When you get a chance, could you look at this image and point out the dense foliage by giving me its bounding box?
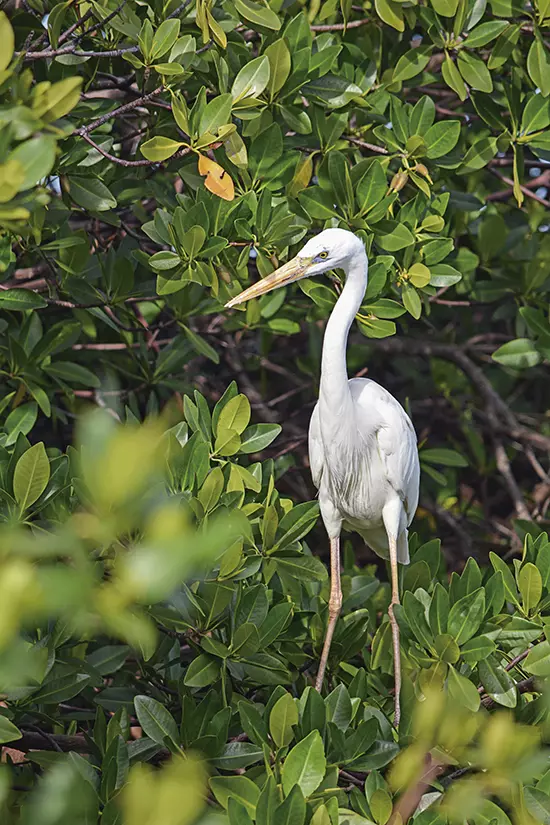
[1,0,550,823]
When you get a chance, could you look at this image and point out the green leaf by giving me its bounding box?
[425,120,461,158]
[457,51,493,92]
[524,787,550,824]
[478,658,517,707]
[299,187,340,219]
[401,283,421,319]
[151,19,180,60]
[8,137,57,191]
[32,673,91,704]
[522,94,550,136]
[181,325,220,364]
[217,394,251,435]
[518,562,542,614]
[461,635,496,664]
[0,289,47,310]
[403,592,433,649]
[376,223,415,252]
[265,39,291,98]
[357,161,387,211]
[184,654,220,687]
[33,76,82,121]
[198,467,224,512]
[527,38,550,97]
[210,776,260,816]
[281,730,326,798]
[303,75,363,108]
[0,715,22,745]
[447,665,480,711]
[239,702,269,747]
[5,402,38,445]
[275,501,320,549]
[430,0,459,15]
[269,693,299,748]
[68,177,117,211]
[447,588,485,645]
[149,251,181,271]
[492,338,541,369]
[212,743,263,770]
[234,0,281,30]
[47,2,69,49]
[13,442,50,511]
[134,695,179,749]
[434,633,460,663]
[420,448,468,467]
[249,123,283,178]
[140,137,183,162]
[87,645,130,676]
[442,54,467,101]
[199,94,233,136]
[231,56,270,102]
[466,20,510,47]
[45,362,100,387]
[523,640,550,676]
[374,0,404,31]
[239,423,281,453]
[370,789,393,825]
[458,137,498,174]
[428,264,462,287]
[393,47,432,83]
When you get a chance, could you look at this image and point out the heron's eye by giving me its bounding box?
[318,251,329,260]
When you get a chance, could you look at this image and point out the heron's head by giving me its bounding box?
[224,228,365,309]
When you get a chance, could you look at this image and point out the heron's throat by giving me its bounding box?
[319,249,368,410]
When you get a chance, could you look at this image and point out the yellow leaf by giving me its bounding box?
[0,12,14,73]
[207,9,227,48]
[197,153,235,200]
[408,263,431,288]
[288,154,313,198]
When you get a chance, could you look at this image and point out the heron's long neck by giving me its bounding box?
[319,249,368,411]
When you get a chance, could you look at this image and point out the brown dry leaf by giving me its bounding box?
[197,154,234,201]
[2,747,27,764]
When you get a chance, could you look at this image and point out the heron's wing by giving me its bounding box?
[352,379,420,525]
[308,403,324,490]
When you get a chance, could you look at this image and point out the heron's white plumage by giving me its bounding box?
[309,377,419,563]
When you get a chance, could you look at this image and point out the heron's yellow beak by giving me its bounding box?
[224,256,313,309]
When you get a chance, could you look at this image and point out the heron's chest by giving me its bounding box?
[319,425,388,524]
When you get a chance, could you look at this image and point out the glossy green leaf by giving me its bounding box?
[281,730,326,797]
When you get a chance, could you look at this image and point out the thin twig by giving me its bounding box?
[311,17,370,31]
[494,438,531,520]
[74,86,164,136]
[80,132,190,167]
[346,136,389,155]
[388,754,445,825]
[487,169,550,207]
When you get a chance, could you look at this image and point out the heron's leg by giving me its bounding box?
[383,499,403,727]
[315,536,342,692]
[387,533,402,727]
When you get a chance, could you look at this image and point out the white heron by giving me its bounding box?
[225,228,420,724]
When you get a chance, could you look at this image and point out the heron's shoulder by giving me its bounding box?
[348,377,401,408]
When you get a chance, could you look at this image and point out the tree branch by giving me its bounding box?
[80,132,190,167]
[388,754,445,825]
[346,136,389,155]
[311,17,370,31]
[74,86,164,136]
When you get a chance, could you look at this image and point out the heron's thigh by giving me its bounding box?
[382,496,404,542]
[319,496,342,539]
